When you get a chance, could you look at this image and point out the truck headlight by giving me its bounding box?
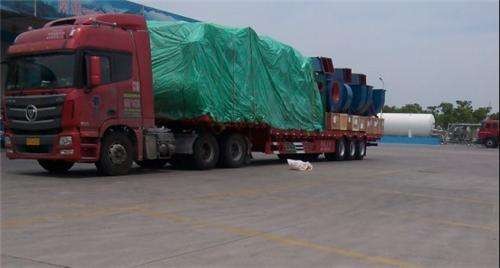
[4,136,11,146]
[59,136,73,146]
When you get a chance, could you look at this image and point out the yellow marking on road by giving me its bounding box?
[137,208,419,268]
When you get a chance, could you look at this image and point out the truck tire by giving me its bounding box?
[136,159,168,169]
[484,138,498,148]
[325,138,346,161]
[191,133,219,170]
[96,132,133,176]
[220,134,247,168]
[38,160,74,174]
[346,139,357,160]
[355,140,366,160]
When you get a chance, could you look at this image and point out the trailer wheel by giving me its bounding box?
[38,160,74,174]
[191,133,219,170]
[136,159,168,169]
[220,134,247,168]
[325,138,346,161]
[355,140,366,160]
[96,132,133,176]
[484,138,498,148]
[346,139,357,160]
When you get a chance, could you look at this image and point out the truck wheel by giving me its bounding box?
[38,160,74,174]
[484,138,498,148]
[355,140,366,160]
[325,138,346,161]
[136,159,168,169]
[220,134,247,168]
[96,132,133,176]
[191,133,219,170]
[346,139,357,160]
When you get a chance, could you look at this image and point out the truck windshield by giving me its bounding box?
[5,53,76,91]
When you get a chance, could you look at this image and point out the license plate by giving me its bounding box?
[26,137,40,146]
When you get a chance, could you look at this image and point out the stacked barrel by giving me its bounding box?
[310,56,385,134]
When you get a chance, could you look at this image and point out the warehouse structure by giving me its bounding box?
[0,0,196,59]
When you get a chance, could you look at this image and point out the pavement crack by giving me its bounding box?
[131,224,298,267]
[2,254,71,268]
[131,236,253,267]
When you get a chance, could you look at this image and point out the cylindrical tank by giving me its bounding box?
[379,113,435,137]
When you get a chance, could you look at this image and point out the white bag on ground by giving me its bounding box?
[287,159,313,171]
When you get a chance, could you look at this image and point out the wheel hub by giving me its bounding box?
[349,142,356,156]
[339,142,345,156]
[230,142,243,160]
[201,142,214,162]
[108,144,127,165]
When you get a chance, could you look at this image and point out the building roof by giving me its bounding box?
[0,0,197,22]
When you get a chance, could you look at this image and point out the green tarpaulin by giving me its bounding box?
[148,21,324,131]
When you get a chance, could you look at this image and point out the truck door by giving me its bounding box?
[81,52,118,131]
[81,51,135,132]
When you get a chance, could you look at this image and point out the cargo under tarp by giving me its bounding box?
[148,21,324,131]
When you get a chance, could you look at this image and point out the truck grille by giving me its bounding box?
[4,94,65,135]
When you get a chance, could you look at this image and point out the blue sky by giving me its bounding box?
[133,1,499,111]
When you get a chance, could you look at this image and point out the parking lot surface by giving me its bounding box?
[1,145,499,267]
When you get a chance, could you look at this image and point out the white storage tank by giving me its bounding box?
[379,113,435,137]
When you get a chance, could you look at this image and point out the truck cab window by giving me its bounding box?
[111,53,132,82]
[5,53,76,91]
[100,56,111,84]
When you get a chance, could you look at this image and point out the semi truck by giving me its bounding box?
[477,119,499,148]
[2,14,384,176]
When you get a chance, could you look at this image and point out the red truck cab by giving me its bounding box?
[477,119,499,148]
[2,14,174,175]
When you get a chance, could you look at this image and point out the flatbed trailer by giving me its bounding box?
[3,13,383,175]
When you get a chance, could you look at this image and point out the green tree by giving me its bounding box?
[436,102,455,128]
[399,103,424,113]
[472,107,492,123]
[454,100,474,123]
[382,105,398,113]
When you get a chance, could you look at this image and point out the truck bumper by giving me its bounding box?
[5,131,83,162]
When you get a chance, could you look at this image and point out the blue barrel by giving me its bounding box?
[368,89,386,115]
[359,85,373,114]
[325,80,353,113]
[349,84,370,114]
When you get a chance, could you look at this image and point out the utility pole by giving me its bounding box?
[378,75,385,89]
[33,0,37,17]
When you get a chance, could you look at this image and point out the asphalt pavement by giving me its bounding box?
[1,144,498,267]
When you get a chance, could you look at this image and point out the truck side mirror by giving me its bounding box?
[87,56,102,88]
